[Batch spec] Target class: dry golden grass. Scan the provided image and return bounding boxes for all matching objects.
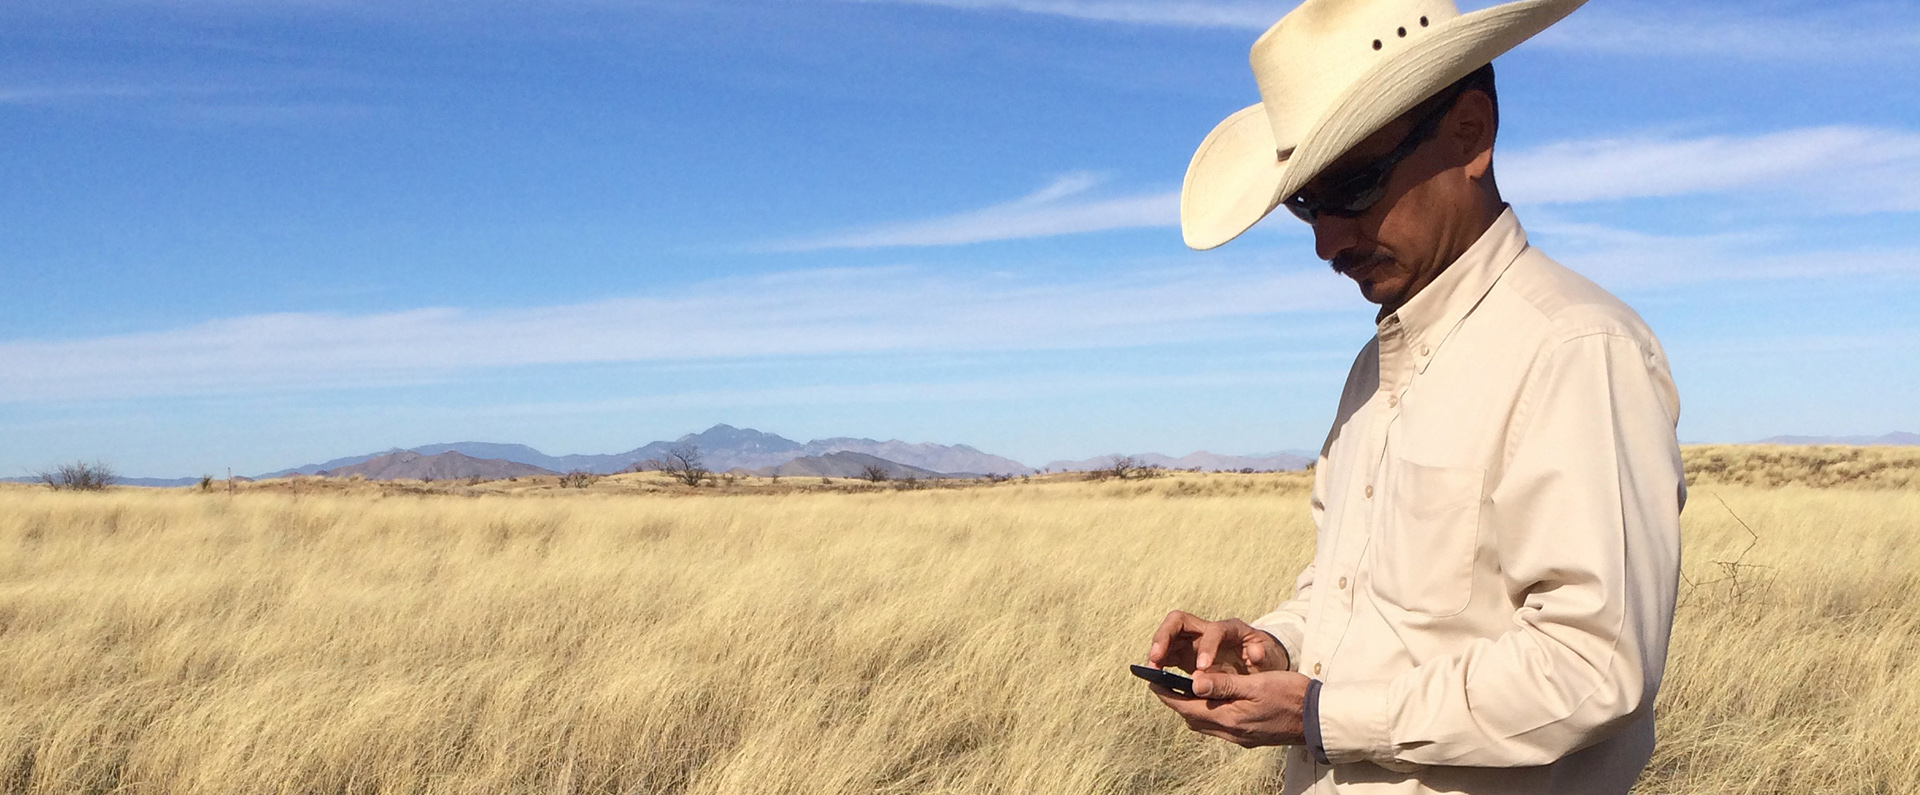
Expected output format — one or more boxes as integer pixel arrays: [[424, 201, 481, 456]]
[[1684, 444, 1920, 490], [1, 447, 1916, 794]]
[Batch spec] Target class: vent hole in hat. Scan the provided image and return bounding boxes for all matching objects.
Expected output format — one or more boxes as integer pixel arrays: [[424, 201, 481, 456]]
[[1420, 16, 1429, 26], [1397, 27, 1407, 37], [1372, 39, 1383, 50]]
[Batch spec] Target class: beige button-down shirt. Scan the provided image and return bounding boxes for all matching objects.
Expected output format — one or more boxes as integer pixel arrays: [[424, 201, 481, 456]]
[[1253, 209, 1684, 794]]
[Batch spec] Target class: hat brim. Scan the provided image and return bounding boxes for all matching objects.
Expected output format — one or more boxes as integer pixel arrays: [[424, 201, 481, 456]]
[[1181, 0, 1586, 251], [1180, 103, 1290, 250]]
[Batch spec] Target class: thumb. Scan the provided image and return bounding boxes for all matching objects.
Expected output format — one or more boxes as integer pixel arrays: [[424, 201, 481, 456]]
[[1190, 672, 1244, 700]]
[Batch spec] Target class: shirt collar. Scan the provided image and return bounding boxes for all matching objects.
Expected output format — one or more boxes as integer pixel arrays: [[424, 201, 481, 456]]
[[1380, 206, 1529, 374]]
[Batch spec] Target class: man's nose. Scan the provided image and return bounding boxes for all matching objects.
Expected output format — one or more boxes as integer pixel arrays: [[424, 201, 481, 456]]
[[1313, 215, 1361, 263]]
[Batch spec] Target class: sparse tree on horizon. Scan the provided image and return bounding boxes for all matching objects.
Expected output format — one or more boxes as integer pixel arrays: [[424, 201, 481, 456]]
[[38, 460, 116, 491], [649, 445, 710, 487], [1090, 455, 1161, 481]]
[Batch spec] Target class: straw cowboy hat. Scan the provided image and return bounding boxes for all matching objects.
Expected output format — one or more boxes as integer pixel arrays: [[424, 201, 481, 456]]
[[1181, 0, 1586, 250]]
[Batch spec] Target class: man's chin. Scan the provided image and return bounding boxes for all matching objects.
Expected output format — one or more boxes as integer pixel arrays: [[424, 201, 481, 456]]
[[1346, 274, 1386, 305], [1349, 275, 1408, 308]]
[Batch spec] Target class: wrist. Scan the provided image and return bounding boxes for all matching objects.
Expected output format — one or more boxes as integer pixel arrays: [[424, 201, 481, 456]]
[[1258, 629, 1291, 671]]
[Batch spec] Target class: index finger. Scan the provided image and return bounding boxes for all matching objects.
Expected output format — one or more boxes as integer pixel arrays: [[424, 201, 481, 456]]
[[1147, 610, 1212, 670]]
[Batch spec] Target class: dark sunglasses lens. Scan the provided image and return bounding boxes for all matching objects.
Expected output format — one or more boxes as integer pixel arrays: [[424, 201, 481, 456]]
[[1285, 197, 1317, 223], [1336, 183, 1387, 216]]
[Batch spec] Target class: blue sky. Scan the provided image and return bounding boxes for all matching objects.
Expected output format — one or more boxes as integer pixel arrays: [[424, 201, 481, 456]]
[[3, 0, 1918, 477]]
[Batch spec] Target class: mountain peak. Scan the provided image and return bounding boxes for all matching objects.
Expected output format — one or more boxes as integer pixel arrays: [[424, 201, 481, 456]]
[[674, 424, 804, 454]]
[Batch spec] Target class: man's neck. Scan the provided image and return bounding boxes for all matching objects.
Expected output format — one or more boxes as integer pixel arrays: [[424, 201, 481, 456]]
[[1377, 198, 1507, 322]]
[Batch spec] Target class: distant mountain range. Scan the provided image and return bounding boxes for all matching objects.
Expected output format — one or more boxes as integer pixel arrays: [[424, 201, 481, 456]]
[[1044, 450, 1314, 473], [27, 426, 1912, 488], [250, 426, 1316, 483], [259, 425, 1032, 479]]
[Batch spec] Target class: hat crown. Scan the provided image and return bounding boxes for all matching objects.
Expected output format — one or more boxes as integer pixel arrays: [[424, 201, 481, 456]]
[[1251, 0, 1461, 153]]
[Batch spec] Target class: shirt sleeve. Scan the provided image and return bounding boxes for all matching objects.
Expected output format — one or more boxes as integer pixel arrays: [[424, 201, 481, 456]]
[[1317, 331, 1684, 768], [1249, 451, 1330, 672]]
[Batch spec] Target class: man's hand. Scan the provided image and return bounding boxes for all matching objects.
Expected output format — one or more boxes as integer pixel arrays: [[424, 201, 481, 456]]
[[1151, 669, 1312, 748], [1147, 611, 1291, 675]]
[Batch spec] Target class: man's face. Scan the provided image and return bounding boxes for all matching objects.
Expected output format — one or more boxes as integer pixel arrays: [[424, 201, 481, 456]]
[[1291, 91, 1494, 314]]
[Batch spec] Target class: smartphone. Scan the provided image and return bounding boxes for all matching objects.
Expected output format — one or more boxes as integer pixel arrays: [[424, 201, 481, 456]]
[[1129, 664, 1196, 697]]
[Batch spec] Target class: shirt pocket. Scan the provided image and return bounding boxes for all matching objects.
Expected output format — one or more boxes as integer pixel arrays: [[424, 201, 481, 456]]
[[1369, 459, 1485, 617]]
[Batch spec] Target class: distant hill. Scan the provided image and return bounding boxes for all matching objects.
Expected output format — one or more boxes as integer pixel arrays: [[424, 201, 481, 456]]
[[1043, 451, 1313, 473], [318, 451, 556, 481], [750, 452, 948, 480], [1754, 432, 1919, 446], [802, 437, 1030, 475], [258, 449, 400, 478]]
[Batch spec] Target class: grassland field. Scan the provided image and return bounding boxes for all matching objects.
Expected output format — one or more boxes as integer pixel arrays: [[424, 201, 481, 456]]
[[1, 445, 1917, 794]]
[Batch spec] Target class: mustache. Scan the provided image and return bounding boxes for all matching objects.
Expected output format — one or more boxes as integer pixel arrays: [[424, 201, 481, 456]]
[[1330, 250, 1396, 275]]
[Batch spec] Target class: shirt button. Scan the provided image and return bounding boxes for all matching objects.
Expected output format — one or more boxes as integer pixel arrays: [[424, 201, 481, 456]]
[[1365, 485, 1374, 498], [1313, 663, 1323, 676], [1388, 395, 1399, 408], [1419, 345, 1432, 356], [1338, 576, 1348, 589]]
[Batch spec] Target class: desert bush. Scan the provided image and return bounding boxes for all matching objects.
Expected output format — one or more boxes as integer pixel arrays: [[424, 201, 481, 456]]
[[558, 470, 598, 489], [860, 463, 891, 483], [36, 460, 116, 491], [1088, 455, 1164, 481]]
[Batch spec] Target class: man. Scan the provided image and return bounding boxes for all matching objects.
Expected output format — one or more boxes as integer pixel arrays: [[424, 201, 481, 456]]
[[1142, 1, 1685, 793]]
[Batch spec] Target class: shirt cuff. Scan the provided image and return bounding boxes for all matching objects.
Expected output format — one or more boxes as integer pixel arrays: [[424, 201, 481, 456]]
[[1315, 679, 1394, 766], [1303, 678, 1329, 764]]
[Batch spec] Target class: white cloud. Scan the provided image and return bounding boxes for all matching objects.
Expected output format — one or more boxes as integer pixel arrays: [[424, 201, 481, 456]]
[[766, 172, 1180, 251], [1502, 126, 1920, 212], [1529, 217, 1920, 292], [835, 0, 1272, 28], [0, 84, 159, 105], [838, 0, 1920, 61], [1534, 3, 1920, 60], [0, 264, 1350, 403]]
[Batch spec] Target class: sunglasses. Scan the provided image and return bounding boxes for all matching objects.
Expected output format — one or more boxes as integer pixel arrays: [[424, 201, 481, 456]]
[[1282, 82, 1470, 224]]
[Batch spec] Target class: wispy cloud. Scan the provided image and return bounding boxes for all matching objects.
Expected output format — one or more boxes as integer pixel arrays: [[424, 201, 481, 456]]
[[0, 82, 198, 105], [1531, 217, 1920, 292], [834, 0, 1271, 28], [1535, 2, 1920, 60], [0, 264, 1348, 403], [1503, 125, 1920, 212], [766, 173, 1179, 251], [843, 0, 1920, 63], [0, 77, 377, 126]]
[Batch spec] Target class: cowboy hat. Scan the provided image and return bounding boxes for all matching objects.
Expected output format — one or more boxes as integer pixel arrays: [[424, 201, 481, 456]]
[[1181, 0, 1585, 250]]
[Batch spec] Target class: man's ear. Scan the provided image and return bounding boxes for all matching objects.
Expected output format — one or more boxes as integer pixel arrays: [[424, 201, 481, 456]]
[[1446, 89, 1497, 181]]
